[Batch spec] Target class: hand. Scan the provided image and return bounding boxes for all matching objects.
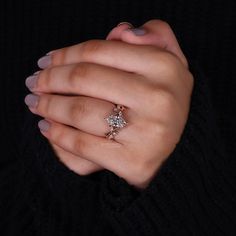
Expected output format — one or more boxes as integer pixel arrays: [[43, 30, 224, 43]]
[[25, 20, 193, 189], [35, 20, 187, 177], [41, 20, 189, 178]]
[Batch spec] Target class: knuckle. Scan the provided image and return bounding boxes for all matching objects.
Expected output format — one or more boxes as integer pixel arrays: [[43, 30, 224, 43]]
[[38, 67, 53, 89], [52, 127, 67, 145], [77, 62, 91, 78], [38, 95, 52, 115], [80, 39, 103, 60], [73, 136, 86, 156], [150, 50, 181, 79], [52, 48, 67, 65], [157, 51, 178, 72], [72, 63, 90, 79], [70, 98, 87, 122], [68, 63, 90, 88]]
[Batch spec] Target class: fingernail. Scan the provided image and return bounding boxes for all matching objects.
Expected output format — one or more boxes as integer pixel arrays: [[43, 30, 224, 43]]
[[126, 27, 147, 36], [37, 55, 52, 69], [25, 75, 38, 90], [117, 21, 134, 28], [38, 119, 51, 132], [24, 94, 39, 108]]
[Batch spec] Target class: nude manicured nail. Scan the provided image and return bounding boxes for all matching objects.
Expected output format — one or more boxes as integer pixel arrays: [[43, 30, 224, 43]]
[[126, 27, 147, 36], [25, 75, 38, 90], [37, 55, 52, 69], [38, 119, 51, 132], [24, 94, 39, 108]]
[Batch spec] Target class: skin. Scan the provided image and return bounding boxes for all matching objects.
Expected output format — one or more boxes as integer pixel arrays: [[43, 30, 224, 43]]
[[25, 20, 193, 189]]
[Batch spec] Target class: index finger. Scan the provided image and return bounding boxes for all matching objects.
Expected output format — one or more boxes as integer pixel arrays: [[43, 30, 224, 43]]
[[39, 40, 166, 75]]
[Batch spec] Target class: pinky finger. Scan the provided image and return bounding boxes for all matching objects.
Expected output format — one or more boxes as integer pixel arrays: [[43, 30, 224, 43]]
[[37, 118, 123, 173], [38, 119, 104, 175], [51, 143, 103, 175]]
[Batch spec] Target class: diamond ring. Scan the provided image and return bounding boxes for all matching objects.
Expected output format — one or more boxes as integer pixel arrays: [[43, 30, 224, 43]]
[[104, 104, 127, 140]]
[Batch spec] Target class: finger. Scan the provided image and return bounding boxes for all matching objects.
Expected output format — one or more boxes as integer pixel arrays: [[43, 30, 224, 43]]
[[105, 22, 134, 40], [25, 93, 131, 139], [51, 143, 103, 175], [107, 19, 188, 67], [38, 39, 173, 77], [38, 119, 127, 174], [27, 63, 152, 110]]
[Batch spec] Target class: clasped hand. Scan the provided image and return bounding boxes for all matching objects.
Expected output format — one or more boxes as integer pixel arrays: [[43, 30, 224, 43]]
[[25, 20, 193, 189]]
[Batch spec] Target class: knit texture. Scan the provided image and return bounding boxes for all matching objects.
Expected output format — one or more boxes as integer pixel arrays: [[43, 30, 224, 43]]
[[0, 0, 236, 235]]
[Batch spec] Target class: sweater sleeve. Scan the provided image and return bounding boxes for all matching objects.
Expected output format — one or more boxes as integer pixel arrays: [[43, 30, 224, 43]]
[[99, 60, 236, 235]]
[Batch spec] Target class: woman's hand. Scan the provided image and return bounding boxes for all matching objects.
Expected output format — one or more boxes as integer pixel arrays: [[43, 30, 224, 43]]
[[25, 20, 193, 189], [34, 20, 187, 177]]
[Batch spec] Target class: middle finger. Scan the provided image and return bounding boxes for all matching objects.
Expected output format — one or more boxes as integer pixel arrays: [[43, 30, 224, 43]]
[[26, 62, 152, 111]]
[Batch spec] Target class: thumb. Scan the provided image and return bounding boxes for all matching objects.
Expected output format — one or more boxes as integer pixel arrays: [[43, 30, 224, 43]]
[[106, 19, 188, 68]]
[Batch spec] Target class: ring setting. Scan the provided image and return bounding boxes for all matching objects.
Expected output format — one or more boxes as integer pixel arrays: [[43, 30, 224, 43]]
[[105, 104, 127, 140]]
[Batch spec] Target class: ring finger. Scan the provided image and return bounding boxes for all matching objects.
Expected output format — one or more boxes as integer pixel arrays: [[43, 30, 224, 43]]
[[24, 93, 132, 141]]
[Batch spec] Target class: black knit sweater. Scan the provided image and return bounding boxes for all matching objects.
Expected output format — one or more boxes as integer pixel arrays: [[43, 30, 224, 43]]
[[0, 0, 236, 235]]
